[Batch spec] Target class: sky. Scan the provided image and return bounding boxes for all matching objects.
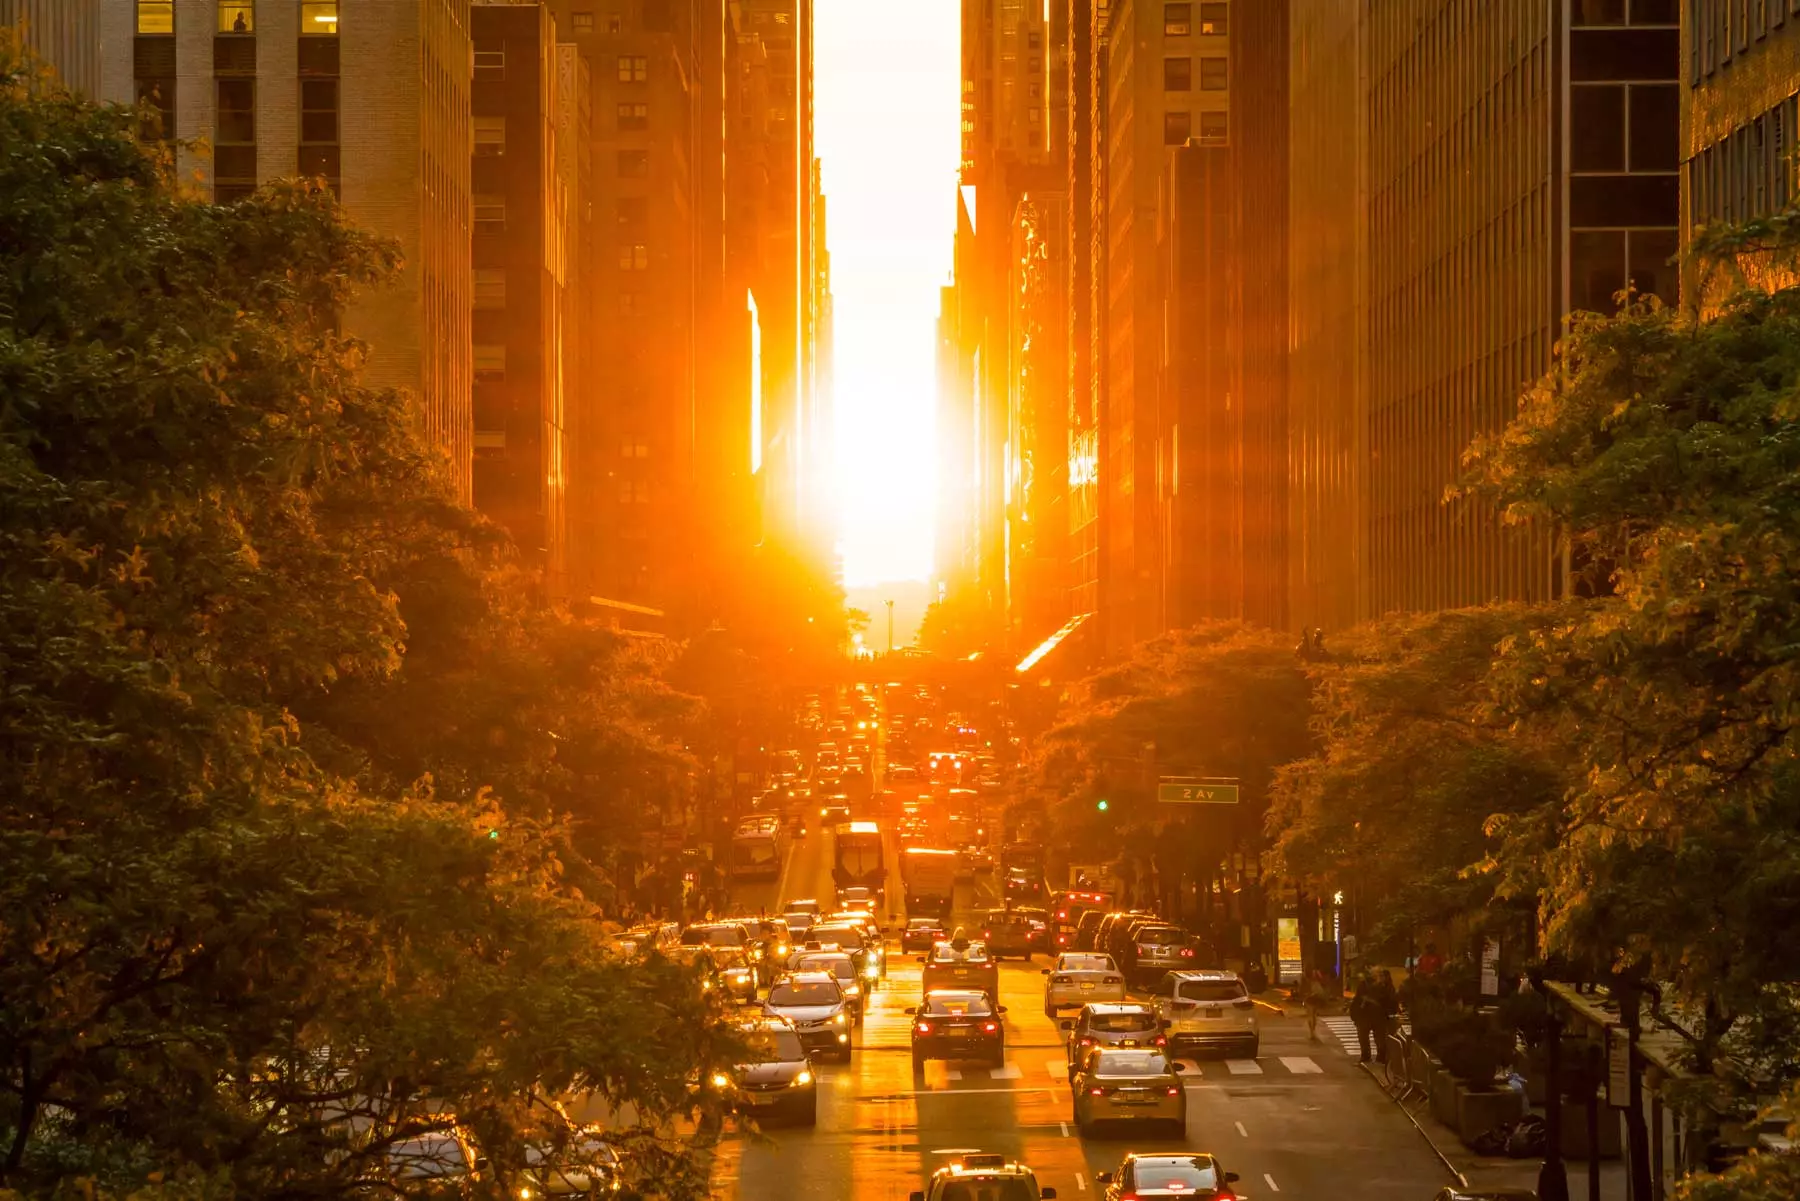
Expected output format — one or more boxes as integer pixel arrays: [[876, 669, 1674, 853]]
[[815, 0, 961, 588]]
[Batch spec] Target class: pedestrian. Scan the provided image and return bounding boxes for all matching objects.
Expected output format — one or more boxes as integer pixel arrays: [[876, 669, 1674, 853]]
[[1303, 968, 1329, 1042], [1349, 973, 1376, 1063], [1372, 968, 1400, 1064], [1416, 941, 1444, 977]]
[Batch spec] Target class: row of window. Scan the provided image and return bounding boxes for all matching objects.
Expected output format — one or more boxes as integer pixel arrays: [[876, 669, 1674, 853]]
[[1165, 109, 1228, 146], [1689, 92, 1799, 224], [136, 0, 339, 35], [1164, 56, 1227, 92], [1164, 3, 1228, 38], [1690, 0, 1800, 84]]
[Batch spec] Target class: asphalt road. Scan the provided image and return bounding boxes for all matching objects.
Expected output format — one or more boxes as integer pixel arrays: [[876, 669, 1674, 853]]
[[717, 830, 1458, 1201]]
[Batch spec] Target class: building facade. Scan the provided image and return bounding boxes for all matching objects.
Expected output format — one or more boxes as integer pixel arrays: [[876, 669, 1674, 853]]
[[471, 3, 577, 596], [1682, 0, 1800, 249], [2, 0, 104, 94], [94, 0, 475, 502], [1288, 0, 1681, 630]]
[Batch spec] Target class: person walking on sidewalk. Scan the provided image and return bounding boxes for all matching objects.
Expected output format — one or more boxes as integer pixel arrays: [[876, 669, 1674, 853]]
[[1349, 973, 1376, 1062], [1370, 968, 1400, 1064], [1303, 968, 1330, 1042]]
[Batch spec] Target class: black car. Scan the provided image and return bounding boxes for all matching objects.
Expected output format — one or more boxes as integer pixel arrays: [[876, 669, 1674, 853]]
[[713, 1017, 818, 1126], [901, 917, 947, 952], [908, 989, 1007, 1070]]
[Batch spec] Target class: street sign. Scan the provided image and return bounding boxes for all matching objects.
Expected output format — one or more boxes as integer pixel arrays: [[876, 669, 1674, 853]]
[[1157, 780, 1240, 804]]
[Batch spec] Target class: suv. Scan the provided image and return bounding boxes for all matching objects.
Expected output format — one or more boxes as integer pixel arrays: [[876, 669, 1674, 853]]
[[789, 950, 865, 1021], [1150, 970, 1259, 1057], [979, 909, 1036, 959], [762, 971, 854, 1062], [1116, 919, 1196, 986], [908, 1153, 1058, 1201], [1092, 910, 1157, 961], [1062, 1003, 1164, 1080], [1070, 910, 1106, 951]]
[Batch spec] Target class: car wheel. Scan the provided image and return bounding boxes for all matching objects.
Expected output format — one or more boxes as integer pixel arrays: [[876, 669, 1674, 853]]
[[1246, 1039, 1260, 1058]]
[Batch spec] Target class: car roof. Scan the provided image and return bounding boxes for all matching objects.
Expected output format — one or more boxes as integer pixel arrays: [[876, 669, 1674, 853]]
[[932, 1153, 1035, 1180], [924, 988, 989, 1003], [777, 970, 838, 986]]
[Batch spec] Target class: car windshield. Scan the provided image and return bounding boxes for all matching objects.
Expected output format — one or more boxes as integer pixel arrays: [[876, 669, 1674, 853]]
[[796, 957, 854, 980], [742, 1027, 807, 1061], [1061, 954, 1114, 972], [769, 980, 841, 1006], [523, 1138, 618, 1167], [1128, 1157, 1220, 1191], [1095, 1050, 1173, 1076], [1177, 980, 1246, 1002], [1088, 1012, 1156, 1033], [925, 994, 993, 1016], [387, 1136, 467, 1178], [939, 1181, 1036, 1201], [1135, 926, 1184, 943], [812, 925, 866, 949], [908, 919, 940, 930], [933, 945, 990, 963]]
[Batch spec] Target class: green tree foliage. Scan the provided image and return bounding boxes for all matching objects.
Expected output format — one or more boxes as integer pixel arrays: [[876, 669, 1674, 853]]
[[1267, 607, 1571, 947], [1028, 624, 1311, 903], [1462, 270, 1800, 1073], [0, 53, 735, 1196], [1669, 1083, 1800, 1201]]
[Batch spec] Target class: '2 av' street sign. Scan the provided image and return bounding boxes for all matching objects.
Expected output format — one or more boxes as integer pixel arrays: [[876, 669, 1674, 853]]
[[1157, 779, 1240, 805]]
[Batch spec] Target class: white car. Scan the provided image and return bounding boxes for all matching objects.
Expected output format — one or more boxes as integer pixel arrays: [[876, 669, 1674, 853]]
[[1041, 951, 1128, 1016], [1150, 969, 1259, 1058]]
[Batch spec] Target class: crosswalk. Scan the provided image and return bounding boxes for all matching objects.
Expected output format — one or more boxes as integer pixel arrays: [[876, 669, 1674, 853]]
[[1319, 1015, 1410, 1057]]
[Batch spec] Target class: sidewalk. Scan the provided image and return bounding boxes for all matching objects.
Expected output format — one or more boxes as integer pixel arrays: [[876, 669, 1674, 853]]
[[1356, 1058, 1629, 1200]]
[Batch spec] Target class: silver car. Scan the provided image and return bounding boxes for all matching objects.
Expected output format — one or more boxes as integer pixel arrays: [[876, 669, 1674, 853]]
[[1041, 952, 1127, 1017], [762, 971, 855, 1062], [1070, 1047, 1188, 1138], [1151, 969, 1259, 1057]]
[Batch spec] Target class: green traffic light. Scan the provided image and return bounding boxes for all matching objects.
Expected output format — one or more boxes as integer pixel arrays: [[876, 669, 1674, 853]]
[[1096, 799, 1109, 812], [488, 828, 501, 840]]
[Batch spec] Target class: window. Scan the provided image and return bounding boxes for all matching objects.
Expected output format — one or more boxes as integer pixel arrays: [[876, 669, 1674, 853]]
[[617, 102, 649, 131], [474, 345, 507, 383], [618, 55, 647, 83], [620, 439, 651, 458], [1199, 56, 1227, 90], [474, 197, 506, 235], [474, 268, 507, 309], [1571, 85, 1625, 171], [1164, 110, 1192, 145], [473, 115, 506, 157], [215, 78, 255, 143], [1164, 57, 1192, 91], [607, 15, 623, 33], [619, 481, 650, 503], [572, 11, 595, 31], [299, 0, 337, 34], [474, 50, 505, 81], [1199, 3, 1228, 34], [1198, 110, 1227, 143], [218, 2, 253, 32], [619, 243, 649, 270], [1164, 3, 1191, 35], [300, 79, 338, 143], [137, 0, 174, 33], [617, 150, 649, 178]]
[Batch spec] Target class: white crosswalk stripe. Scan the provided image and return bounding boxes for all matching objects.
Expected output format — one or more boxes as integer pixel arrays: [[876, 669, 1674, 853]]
[[1320, 1015, 1363, 1056], [1225, 1058, 1262, 1075], [1279, 1056, 1323, 1074], [990, 1062, 1021, 1079]]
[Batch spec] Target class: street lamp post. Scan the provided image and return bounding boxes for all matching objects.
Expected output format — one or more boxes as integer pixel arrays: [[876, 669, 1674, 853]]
[[885, 598, 895, 653]]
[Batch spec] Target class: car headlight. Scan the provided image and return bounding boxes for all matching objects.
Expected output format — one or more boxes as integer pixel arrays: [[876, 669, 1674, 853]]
[[833, 1011, 849, 1026], [519, 1190, 533, 1200], [711, 1072, 731, 1089], [863, 964, 880, 980], [792, 1069, 813, 1087], [844, 984, 861, 997], [776, 943, 790, 956]]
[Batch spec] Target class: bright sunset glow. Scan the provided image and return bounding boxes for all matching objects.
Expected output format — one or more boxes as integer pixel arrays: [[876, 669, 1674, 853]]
[[816, 1, 961, 587]]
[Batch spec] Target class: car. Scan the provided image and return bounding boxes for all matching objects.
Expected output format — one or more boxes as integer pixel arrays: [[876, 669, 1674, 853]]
[[979, 909, 1037, 960], [1096, 1154, 1241, 1201], [517, 1127, 624, 1197], [680, 921, 753, 953], [710, 1016, 818, 1126], [782, 912, 818, 941], [383, 1128, 481, 1193], [808, 922, 880, 982], [1151, 970, 1259, 1057], [762, 971, 855, 1062], [908, 1152, 1058, 1201], [1063, 1003, 1165, 1078], [789, 950, 865, 1021], [836, 885, 877, 913], [1042, 952, 1128, 1016], [1118, 919, 1199, 985], [704, 947, 760, 1003], [902, 917, 947, 952], [820, 801, 852, 822], [1093, 910, 1159, 962], [1071, 1046, 1188, 1137], [908, 988, 1006, 1070], [785, 898, 822, 917], [919, 935, 1000, 1002]]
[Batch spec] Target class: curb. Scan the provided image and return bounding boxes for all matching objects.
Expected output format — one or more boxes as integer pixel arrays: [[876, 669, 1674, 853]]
[[1357, 1061, 1469, 1190]]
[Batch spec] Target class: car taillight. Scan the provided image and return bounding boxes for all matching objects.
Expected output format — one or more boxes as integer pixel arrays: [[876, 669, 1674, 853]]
[[916, 1021, 932, 1034], [1079, 1037, 1095, 1046], [982, 1022, 998, 1033], [1180, 947, 1196, 958], [1154, 1034, 1167, 1047], [982, 930, 991, 938], [1166, 1086, 1180, 1096], [1104, 975, 1122, 984], [1056, 911, 1068, 920], [1087, 1086, 1105, 1096]]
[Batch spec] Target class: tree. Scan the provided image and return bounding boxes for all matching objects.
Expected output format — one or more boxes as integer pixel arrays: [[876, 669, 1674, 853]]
[[0, 54, 737, 1196], [1462, 260, 1800, 1075], [1027, 624, 1312, 915], [1266, 606, 1571, 953]]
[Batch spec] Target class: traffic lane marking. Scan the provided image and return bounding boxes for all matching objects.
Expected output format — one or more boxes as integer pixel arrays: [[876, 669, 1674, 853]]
[[1225, 1059, 1263, 1074], [1235, 1120, 1248, 1137], [1264, 1173, 1281, 1192]]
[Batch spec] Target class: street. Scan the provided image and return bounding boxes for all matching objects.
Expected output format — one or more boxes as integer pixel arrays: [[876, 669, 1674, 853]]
[[715, 830, 1457, 1200]]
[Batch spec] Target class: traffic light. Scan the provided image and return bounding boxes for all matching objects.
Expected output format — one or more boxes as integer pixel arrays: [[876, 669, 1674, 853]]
[[1095, 799, 1110, 813], [487, 827, 501, 841]]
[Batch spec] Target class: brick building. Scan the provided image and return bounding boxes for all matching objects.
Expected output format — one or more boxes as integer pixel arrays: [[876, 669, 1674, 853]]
[[1, 0, 104, 94]]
